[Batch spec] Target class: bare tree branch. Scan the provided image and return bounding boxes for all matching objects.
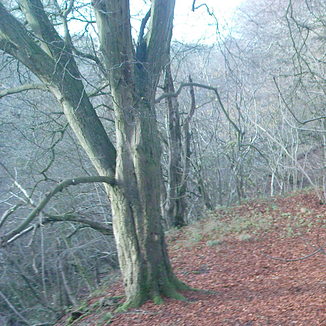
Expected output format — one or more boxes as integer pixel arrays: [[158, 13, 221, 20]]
[[44, 214, 113, 235], [0, 176, 116, 246], [0, 83, 49, 98], [273, 76, 326, 125], [7, 213, 113, 245], [88, 82, 110, 97], [155, 81, 242, 135], [0, 204, 23, 228], [191, 0, 219, 30]]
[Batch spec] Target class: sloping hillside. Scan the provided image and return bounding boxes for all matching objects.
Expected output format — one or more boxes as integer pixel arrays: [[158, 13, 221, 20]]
[[57, 190, 326, 326]]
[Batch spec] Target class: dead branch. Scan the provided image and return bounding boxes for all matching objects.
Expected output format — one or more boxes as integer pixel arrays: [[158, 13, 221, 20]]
[[0, 176, 116, 246]]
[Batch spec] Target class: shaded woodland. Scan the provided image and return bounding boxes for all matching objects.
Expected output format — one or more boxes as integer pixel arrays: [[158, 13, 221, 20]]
[[0, 0, 325, 325]]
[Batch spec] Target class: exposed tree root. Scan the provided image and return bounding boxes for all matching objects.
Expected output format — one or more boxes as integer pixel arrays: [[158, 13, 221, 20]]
[[114, 277, 196, 312]]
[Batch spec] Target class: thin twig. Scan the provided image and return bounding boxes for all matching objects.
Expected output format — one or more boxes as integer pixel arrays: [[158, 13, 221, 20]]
[[264, 247, 325, 262]]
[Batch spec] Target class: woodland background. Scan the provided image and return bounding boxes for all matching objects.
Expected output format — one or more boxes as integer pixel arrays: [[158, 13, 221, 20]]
[[0, 0, 325, 324]]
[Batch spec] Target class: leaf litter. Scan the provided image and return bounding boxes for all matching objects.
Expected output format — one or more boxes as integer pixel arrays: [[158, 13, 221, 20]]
[[57, 190, 326, 326]]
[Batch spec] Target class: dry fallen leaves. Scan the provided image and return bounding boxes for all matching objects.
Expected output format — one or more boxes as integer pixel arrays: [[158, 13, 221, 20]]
[[57, 191, 326, 326]]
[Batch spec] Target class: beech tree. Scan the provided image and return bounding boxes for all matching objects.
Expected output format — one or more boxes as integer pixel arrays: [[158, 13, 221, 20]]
[[0, 0, 189, 308]]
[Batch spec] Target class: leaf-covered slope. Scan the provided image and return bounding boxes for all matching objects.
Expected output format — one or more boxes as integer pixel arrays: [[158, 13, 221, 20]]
[[56, 190, 326, 326]]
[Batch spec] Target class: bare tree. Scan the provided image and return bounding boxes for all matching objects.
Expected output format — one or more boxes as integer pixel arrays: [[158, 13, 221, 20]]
[[0, 0, 188, 309]]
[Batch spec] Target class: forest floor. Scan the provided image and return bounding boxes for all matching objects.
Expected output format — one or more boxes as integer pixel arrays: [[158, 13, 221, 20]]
[[58, 190, 326, 326]]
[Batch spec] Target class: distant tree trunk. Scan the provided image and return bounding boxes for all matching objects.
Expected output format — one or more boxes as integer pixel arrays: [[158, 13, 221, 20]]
[[164, 63, 187, 228], [162, 72, 204, 226], [0, 0, 188, 308]]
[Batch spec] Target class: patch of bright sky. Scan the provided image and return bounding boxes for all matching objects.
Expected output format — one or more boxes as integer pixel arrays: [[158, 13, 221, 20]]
[[174, 0, 244, 43], [131, 0, 244, 44]]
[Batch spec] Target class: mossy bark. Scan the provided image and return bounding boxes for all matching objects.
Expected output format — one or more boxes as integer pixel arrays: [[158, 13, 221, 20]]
[[108, 94, 190, 308]]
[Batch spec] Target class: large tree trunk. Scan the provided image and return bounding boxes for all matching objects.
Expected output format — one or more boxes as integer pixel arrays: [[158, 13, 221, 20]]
[[93, 0, 188, 307], [94, 0, 186, 307], [109, 96, 187, 307]]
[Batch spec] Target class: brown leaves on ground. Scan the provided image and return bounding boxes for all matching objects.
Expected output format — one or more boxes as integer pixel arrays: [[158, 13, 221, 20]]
[[59, 190, 326, 326]]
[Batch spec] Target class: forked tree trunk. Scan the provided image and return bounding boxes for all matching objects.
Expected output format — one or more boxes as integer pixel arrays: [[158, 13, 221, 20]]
[[93, 0, 189, 307]]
